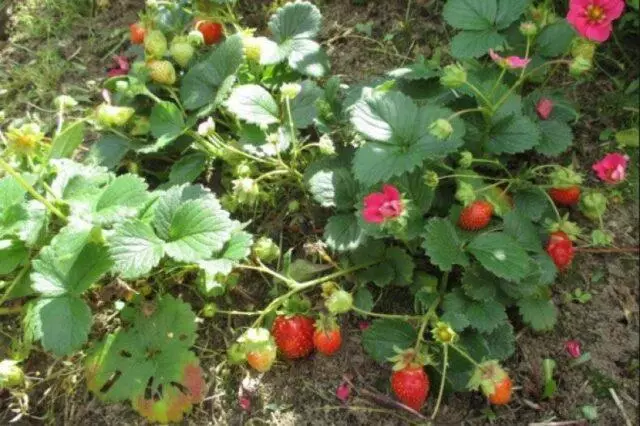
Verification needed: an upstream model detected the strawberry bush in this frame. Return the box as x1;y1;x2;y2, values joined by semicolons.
1;0;637;421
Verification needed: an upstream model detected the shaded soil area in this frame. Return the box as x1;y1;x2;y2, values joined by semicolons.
1;1;638;425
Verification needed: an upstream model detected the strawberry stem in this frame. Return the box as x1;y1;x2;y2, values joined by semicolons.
430;343;449;420
449;343;481;368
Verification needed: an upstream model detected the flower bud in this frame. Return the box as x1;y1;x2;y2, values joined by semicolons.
326;289;353;314
5;123;45;154
0;360;25;389
520;21;538;37
564;340;581;359
198;117;216;137
96;103;135;127
280;83;302;100
188;30;205;46
431;322;457;344
318;134;336;155
579;192;607;221
234;161;252;178
130;116;150;136
252;236;280;263
459;151;473;168
571;38;596;61
54;95;78;109
201;303;217;318
232;177;260;205
591;229;613;246
423;170;440;188
455;181;476;206
536;98;554;120
569;57;592;77
429;118;454;140
287;200;300;213
243;36;262;63
440;63;467;88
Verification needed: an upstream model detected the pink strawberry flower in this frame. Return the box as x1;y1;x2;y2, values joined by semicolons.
336;382;351;402
567;0;625;43
239;396;251;411
565;339;582;358
107;55;130;77
358;321;370;331
536;98;554;120
592;153;630;184
363;184;404;224
489;49;531;69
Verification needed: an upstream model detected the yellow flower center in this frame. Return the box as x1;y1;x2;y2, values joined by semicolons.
586;4;606;24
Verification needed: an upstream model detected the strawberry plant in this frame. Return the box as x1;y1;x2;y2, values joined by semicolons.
1;0;636;422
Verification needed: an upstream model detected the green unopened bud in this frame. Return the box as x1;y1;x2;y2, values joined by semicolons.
198;117;216;137
96;103;135;127
5;123;45;154
130;116;150;136
226;343;246;365
280;83;302;100
591;229;613;247
201;303;217;318
326;289;353;314
520;21;538;37
243;36;262;63
571;38;597;61
318;134;336;155
431;322;457;344
288;200;300;213
580;192;607;221
429;119;454;140
115;80;130;93
423;170;440;188
234;161;252;177
0;360;25;389
54;95;78;109
440;63;467;89
253;236;280;263
232;177;260;205
459;151;473;168
570;57;592;77
455;181;476;206
188;30;205;46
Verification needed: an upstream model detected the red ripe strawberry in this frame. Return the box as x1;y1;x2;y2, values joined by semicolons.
272;315;315;359
546;236;575;271
196;20;223;45
391;366;430;411
313;316;342;356
246;345;277;373
130;23;146;44
548;231;571;245
458;200;494;230
549;186;581;206
488;376;513;405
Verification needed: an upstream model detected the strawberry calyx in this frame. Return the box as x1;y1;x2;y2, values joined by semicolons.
547;216;581;241
314;313;339;334
388;347;433;371
279;296;312;317
549;167;583;188
467;360;508;397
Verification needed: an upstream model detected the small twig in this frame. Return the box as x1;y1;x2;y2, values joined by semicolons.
609;388;633;426
575;247;640;254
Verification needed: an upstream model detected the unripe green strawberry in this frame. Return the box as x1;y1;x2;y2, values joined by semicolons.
0;360;25;389
253;237;280;263
147;60;176;85
96;103;135;127
170;37;195;67
326;290;353;314
145;30;168;58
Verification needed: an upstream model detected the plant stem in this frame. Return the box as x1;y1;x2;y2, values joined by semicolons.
448;107;486;121
464;82;493;109
0;265;29;307
285;97;297;154
352;307;422;321
430;343;449;420
216;309;261;317
0;306;22;316
250;263;375;328
541;189;563;221
254;169;290;184
0;158;67;222
413;293;443;352
450;343;481;367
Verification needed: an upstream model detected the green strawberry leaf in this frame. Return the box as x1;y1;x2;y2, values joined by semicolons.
536;120;573;157
503;210;544;253
324;213;366;252
305;157;359;211
149;101;185;149
467;232;531;282
86;134;130;170
269;1;322;42
450;30;505;59
443;0;497;31
24;295;92;357
495;0;529;30
92;174;149;226
49;121;85;160
487;113;541;154
536;20;576;58
517;297;558;331
197;259;235;297
0;239;28;275
167;152;208;186
362;319;418;363
108;220;165;279
290;80;323;128
226;84;280;126
422;218;469;271
220;229;254;261
466;298;508;333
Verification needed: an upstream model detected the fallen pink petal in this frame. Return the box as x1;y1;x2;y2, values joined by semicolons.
239;396;251;411
536;98;554;120
565;340;582;358
592;153;630;184
358;321;370;331
107;55;130;78
336;382;351;402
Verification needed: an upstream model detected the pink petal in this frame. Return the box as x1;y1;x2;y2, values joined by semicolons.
363;192;386;210
506;56;530;69
382;184;401;202
489;49;502;63
107;68;128;77
565;339;582;358
336;382;351;402
358;321;370;331
239;396;251;411
584;22;613;42
600;0;626;19
536;98;554;120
